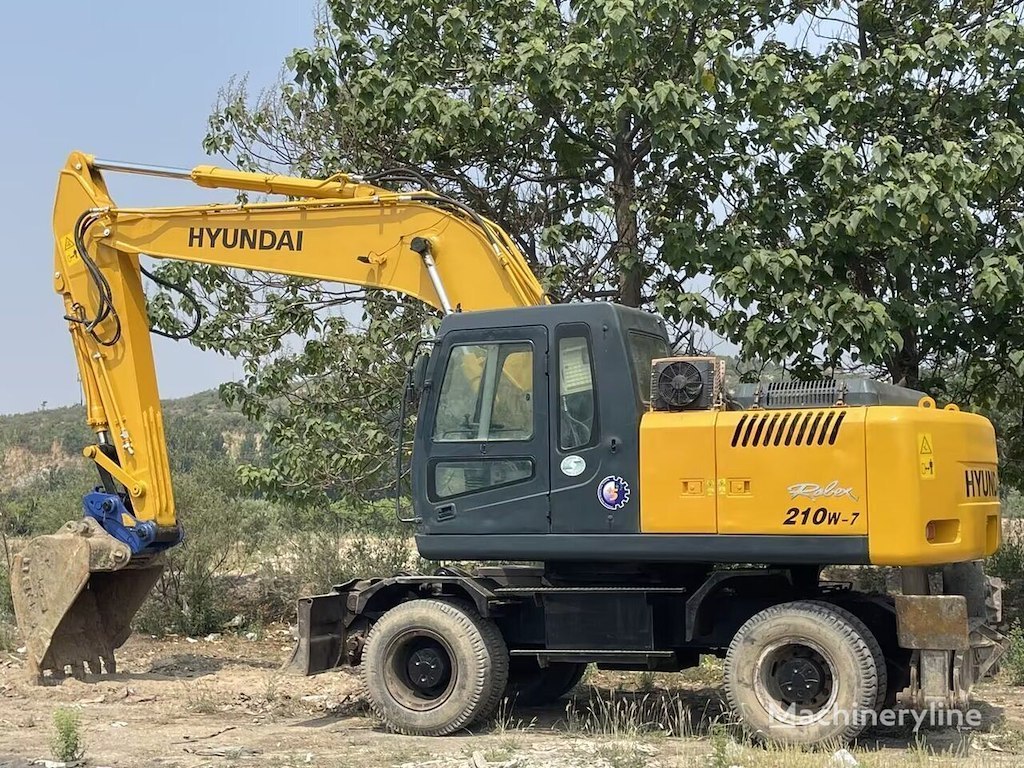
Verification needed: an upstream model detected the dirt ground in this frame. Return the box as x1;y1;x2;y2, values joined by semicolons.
3;629;1024;768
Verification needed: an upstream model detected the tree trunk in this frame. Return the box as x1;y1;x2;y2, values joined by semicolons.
887;334;920;389
612;120;642;308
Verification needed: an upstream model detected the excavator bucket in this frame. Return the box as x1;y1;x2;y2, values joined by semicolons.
11;517;163;680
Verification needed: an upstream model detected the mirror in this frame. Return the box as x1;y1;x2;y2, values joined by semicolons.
411;351;430;397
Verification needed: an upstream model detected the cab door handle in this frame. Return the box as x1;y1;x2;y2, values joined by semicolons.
436;504;456;522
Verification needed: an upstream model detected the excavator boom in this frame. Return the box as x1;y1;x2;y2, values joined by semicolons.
13;151;544;678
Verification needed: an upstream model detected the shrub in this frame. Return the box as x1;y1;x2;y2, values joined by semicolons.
1004;622;1024;686
987;529;1024;581
50;707;84;763
0;543;12;615
134;477;271;636
0;585;15;652
292;528;348;593
1002;490;1024;519
293;528;421;594
345;531;418;576
0;530;17;651
0;465;93;537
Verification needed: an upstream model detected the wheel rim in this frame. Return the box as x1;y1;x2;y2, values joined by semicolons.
754;638;838;726
382;629;458;712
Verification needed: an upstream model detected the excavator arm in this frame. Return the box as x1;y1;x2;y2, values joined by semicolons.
13;151;545;678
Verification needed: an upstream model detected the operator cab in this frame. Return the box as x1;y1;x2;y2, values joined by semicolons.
412;303;668;559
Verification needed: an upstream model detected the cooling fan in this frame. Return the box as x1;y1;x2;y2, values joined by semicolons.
654;361;704;408
650;357;722;411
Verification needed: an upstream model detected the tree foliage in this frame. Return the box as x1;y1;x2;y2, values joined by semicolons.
191;0;813;506
207;0;813;308
685;2;1024;398
154;0;1024;501
224;297;432;504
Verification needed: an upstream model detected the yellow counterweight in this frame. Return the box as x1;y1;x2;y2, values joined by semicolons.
639;399;999;566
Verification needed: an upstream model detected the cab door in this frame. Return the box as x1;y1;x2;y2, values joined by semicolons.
549;323;608;532
415;325;549;535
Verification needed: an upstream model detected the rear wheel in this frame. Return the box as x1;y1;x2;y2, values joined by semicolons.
361;599;508;735
724;600;884;745
504;659;587;707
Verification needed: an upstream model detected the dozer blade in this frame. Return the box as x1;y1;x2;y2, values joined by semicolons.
285;590;348;676
284;579;366;676
11;517;164;680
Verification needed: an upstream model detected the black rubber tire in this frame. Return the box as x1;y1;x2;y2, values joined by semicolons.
817;601;888;713
862;619;888;714
361;599;509;735
504;659;587;707
724;600;885;745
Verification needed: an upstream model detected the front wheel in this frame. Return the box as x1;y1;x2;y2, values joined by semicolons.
361;599;509;735
723;600;885;745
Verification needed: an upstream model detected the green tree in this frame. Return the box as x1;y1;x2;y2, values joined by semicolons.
225;296;433;505
155;0;1024;503
674;2;1024;398
176;0;806;506
204;0;809;308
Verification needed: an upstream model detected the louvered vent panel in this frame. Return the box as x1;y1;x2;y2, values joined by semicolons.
730;410;847;447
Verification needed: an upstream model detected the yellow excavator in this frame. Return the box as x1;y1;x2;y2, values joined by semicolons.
12;151;1006;745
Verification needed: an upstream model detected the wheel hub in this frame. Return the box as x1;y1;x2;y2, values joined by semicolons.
775;657;825;704
760;642;835;715
407;646;448;690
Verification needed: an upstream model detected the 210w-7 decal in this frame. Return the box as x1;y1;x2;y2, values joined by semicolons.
783;507;861;526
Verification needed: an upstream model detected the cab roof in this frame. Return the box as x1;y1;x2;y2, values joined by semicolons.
438;302;668;341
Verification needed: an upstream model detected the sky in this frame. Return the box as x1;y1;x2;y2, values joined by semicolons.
0;1;319;414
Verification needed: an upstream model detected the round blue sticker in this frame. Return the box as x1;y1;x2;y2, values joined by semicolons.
597;475;631;510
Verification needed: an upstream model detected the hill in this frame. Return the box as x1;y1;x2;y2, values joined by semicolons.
0;387;267;546
0;388;259;491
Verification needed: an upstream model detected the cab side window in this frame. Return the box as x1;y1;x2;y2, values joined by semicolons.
558;334;595;450
433;459;533;499
433;342;534;442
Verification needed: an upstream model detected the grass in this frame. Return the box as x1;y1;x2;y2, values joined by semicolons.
258;671;301;717
709;723;731;768
563;689;712;739
593;741;652;768
50;707;84;763
184;682;221;714
482;745;517;763
263;671;282;704
490;697;537;753
539;674;1020;767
